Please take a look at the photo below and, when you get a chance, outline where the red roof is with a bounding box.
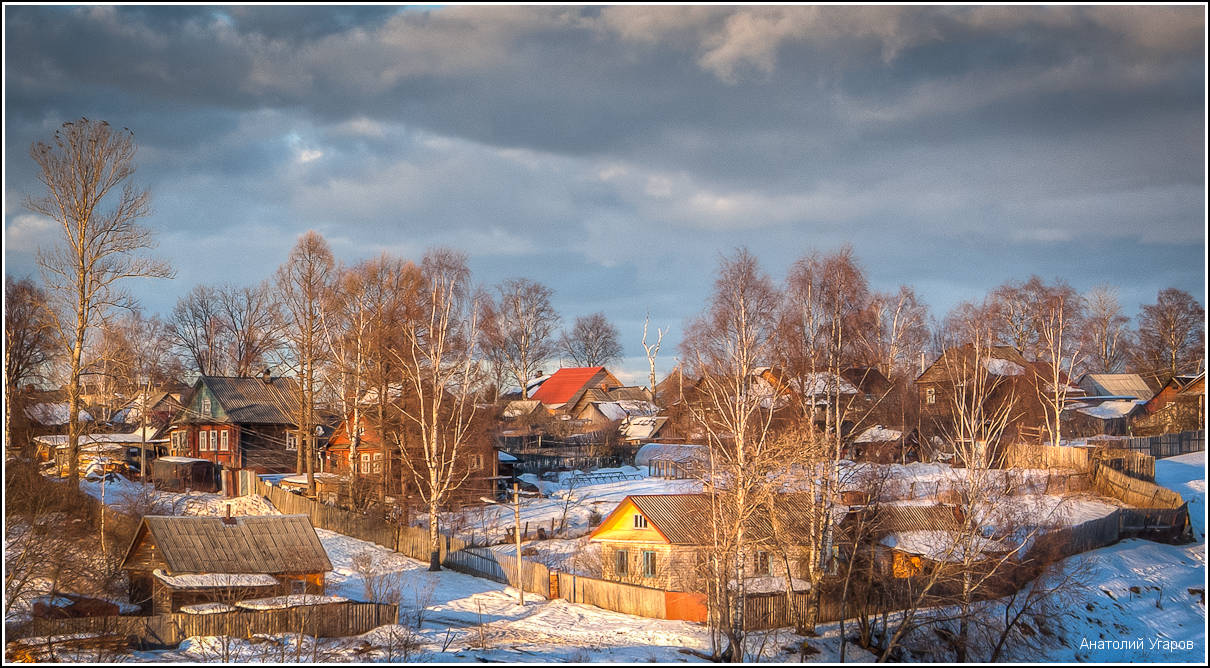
[530,367,609,405]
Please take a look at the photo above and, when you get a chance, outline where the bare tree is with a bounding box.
[1035,287,1083,448]
[560,312,623,368]
[984,277,1051,357]
[275,231,336,494]
[681,248,781,661]
[857,285,930,381]
[641,313,667,397]
[1080,284,1131,374]
[481,278,559,398]
[1132,287,1205,386]
[392,249,483,571]
[217,281,283,376]
[5,278,57,457]
[24,118,172,485]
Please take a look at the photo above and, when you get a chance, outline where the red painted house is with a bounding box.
[166,372,304,474]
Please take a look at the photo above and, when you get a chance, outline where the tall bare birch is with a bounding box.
[393,249,482,571]
[1036,289,1083,448]
[480,278,559,399]
[641,313,666,397]
[24,118,172,484]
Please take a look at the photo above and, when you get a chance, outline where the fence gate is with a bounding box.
[549,571,560,599]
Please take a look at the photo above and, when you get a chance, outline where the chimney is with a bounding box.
[223,503,236,525]
[261,368,272,384]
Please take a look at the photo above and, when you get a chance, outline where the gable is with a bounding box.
[589,498,670,544]
[531,367,619,406]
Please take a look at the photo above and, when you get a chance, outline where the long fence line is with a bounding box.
[5,602,399,647]
[1116,430,1205,458]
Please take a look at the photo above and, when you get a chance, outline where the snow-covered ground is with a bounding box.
[1033,451,1206,662]
[78,474,279,516]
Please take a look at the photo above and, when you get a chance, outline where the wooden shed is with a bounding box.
[120,514,332,614]
[150,456,221,492]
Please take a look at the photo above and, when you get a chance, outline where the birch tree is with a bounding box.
[1133,288,1205,386]
[641,313,666,397]
[1080,285,1131,374]
[680,248,780,661]
[5,278,57,458]
[1035,287,1083,448]
[480,278,559,398]
[24,118,172,484]
[392,249,483,571]
[560,312,622,368]
[275,231,335,494]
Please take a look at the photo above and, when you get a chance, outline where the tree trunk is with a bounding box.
[428,503,442,571]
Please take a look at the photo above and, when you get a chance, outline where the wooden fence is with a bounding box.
[1117,430,1205,458]
[5,602,398,647]
[1003,443,1092,472]
[1093,462,1184,509]
[443,547,551,597]
[556,573,668,619]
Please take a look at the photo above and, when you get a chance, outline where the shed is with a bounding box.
[150,456,221,493]
[120,514,331,614]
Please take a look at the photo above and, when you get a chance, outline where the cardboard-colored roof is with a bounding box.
[123,514,331,575]
[597,493,815,546]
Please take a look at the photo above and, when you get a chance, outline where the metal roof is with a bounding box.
[619,493,817,546]
[192,376,301,425]
[126,514,331,575]
[530,366,616,406]
[1077,374,1154,400]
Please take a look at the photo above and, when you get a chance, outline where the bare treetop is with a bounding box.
[561,312,623,368]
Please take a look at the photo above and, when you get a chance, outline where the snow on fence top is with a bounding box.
[179,602,238,615]
[234,595,348,610]
[635,443,707,467]
[153,570,279,589]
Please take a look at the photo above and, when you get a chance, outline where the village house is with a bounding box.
[589,493,814,593]
[119,513,332,615]
[529,366,622,413]
[166,371,305,474]
[1133,372,1206,436]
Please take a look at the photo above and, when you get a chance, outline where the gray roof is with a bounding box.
[1078,374,1154,400]
[131,514,331,575]
[196,376,301,425]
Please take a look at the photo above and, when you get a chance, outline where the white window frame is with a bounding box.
[361,452,371,473]
[199,430,209,451]
[220,430,229,452]
[469,453,484,471]
[633,514,648,529]
[642,550,657,578]
[373,452,383,473]
[925,387,936,405]
[202,398,212,417]
[210,430,218,451]
[286,433,298,451]
[615,549,629,576]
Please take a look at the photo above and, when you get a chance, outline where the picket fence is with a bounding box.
[6,602,399,647]
[1117,430,1205,458]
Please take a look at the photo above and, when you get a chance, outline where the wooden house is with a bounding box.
[166,372,304,474]
[120,513,332,614]
[589,493,813,592]
[1133,372,1206,436]
[848,426,920,464]
[529,366,622,413]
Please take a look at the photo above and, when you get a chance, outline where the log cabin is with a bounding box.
[120,513,332,614]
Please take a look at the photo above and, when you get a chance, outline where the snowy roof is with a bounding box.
[157,456,213,464]
[498,450,518,463]
[880,530,1010,562]
[853,426,903,444]
[24,403,93,425]
[1073,400,1143,420]
[179,602,238,615]
[234,595,348,610]
[281,473,343,484]
[591,400,660,422]
[1078,374,1154,400]
[154,570,279,589]
[984,358,1026,376]
[634,442,707,467]
[621,416,669,441]
[39,433,168,447]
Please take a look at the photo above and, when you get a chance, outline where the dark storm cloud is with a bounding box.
[4,5,1204,379]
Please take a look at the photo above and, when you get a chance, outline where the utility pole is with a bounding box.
[514,481,524,606]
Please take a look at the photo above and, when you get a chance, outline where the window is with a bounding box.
[633,514,648,529]
[615,549,629,576]
[220,430,229,452]
[361,453,371,473]
[198,430,208,451]
[754,550,770,575]
[925,387,936,405]
[642,550,657,578]
[286,433,298,451]
[202,398,212,416]
[469,453,484,471]
[209,430,217,452]
[291,579,306,594]
[373,453,383,473]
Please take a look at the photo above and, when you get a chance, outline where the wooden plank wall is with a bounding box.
[4,602,398,647]
[556,572,667,619]
[1093,463,1184,509]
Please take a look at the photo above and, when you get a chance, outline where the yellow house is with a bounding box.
[589,493,814,592]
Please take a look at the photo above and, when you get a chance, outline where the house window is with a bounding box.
[198,430,208,451]
[754,550,770,575]
[291,580,306,594]
[220,430,229,452]
[642,550,657,578]
[361,453,371,473]
[633,514,648,529]
[925,387,936,405]
[209,430,217,452]
[373,453,383,473]
[469,453,484,471]
[615,549,629,576]
[286,433,298,451]
[202,398,212,416]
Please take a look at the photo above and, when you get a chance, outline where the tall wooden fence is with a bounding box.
[1117,430,1205,458]
[1003,443,1092,471]
[5,602,398,647]
[443,547,551,597]
[556,573,669,619]
[1092,462,1184,509]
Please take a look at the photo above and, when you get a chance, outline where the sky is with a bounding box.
[3,4,1206,384]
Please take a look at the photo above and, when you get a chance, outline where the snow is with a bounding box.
[498,450,518,463]
[78,473,279,517]
[880,530,1010,562]
[853,425,902,443]
[984,358,1026,376]
[154,570,281,589]
[634,442,706,467]
[281,473,342,484]
[24,402,92,425]
[235,595,350,610]
[1075,399,1143,419]
[157,456,212,463]
[179,602,238,615]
